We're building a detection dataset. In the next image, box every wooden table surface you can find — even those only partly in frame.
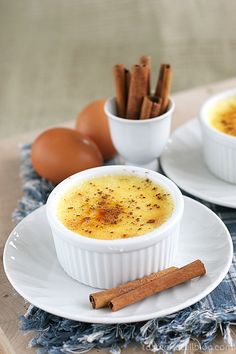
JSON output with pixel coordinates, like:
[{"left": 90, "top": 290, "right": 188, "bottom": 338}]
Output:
[{"left": 1, "top": 78, "right": 236, "bottom": 354}]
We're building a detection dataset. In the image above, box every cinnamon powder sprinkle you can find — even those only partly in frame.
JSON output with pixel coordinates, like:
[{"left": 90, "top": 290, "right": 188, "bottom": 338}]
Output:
[
  {"left": 147, "top": 219, "right": 155, "bottom": 224},
  {"left": 57, "top": 175, "right": 173, "bottom": 240}
]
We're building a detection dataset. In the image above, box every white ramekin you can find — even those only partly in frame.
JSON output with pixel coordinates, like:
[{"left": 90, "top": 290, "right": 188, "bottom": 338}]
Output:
[
  {"left": 46, "top": 165, "right": 184, "bottom": 289},
  {"left": 104, "top": 97, "right": 175, "bottom": 171},
  {"left": 199, "top": 88, "right": 236, "bottom": 184}
]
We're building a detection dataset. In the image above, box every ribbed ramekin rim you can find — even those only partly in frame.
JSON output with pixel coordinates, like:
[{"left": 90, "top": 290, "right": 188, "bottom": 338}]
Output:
[{"left": 46, "top": 165, "right": 184, "bottom": 249}]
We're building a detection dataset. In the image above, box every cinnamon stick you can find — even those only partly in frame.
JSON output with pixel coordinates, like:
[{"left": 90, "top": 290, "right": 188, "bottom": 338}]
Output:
[
  {"left": 140, "top": 55, "right": 151, "bottom": 95},
  {"left": 140, "top": 96, "right": 153, "bottom": 119},
  {"left": 160, "top": 64, "right": 172, "bottom": 114},
  {"left": 141, "top": 64, "right": 150, "bottom": 97},
  {"left": 140, "top": 96, "right": 162, "bottom": 119},
  {"left": 113, "top": 64, "right": 127, "bottom": 118},
  {"left": 150, "top": 97, "right": 162, "bottom": 118},
  {"left": 90, "top": 266, "right": 177, "bottom": 309},
  {"left": 140, "top": 55, "right": 151, "bottom": 67},
  {"left": 155, "top": 64, "right": 172, "bottom": 115},
  {"left": 125, "top": 68, "right": 131, "bottom": 99},
  {"left": 126, "top": 64, "right": 148, "bottom": 119},
  {"left": 109, "top": 260, "right": 206, "bottom": 312},
  {"left": 155, "top": 64, "right": 165, "bottom": 97}
]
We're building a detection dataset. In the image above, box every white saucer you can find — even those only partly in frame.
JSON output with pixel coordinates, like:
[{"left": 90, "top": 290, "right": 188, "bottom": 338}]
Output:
[
  {"left": 3, "top": 197, "right": 233, "bottom": 324},
  {"left": 161, "top": 119, "right": 236, "bottom": 208}
]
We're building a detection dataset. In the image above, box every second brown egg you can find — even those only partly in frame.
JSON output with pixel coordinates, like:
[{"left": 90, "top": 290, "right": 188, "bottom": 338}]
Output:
[{"left": 75, "top": 99, "right": 117, "bottom": 160}]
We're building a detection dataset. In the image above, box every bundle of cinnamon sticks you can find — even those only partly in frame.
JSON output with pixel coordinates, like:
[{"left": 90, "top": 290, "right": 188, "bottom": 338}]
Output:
[
  {"left": 113, "top": 55, "right": 172, "bottom": 120},
  {"left": 89, "top": 259, "right": 206, "bottom": 312}
]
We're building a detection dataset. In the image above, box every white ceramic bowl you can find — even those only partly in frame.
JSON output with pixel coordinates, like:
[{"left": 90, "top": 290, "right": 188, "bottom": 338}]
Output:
[
  {"left": 104, "top": 97, "right": 175, "bottom": 171},
  {"left": 46, "top": 165, "right": 184, "bottom": 289},
  {"left": 199, "top": 88, "right": 236, "bottom": 184}
]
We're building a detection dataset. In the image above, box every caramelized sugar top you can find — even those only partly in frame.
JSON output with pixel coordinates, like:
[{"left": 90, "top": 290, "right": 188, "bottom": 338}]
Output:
[
  {"left": 209, "top": 96, "right": 236, "bottom": 137},
  {"left": 57, "top": 175, "right": 174, "bottom": 240}
]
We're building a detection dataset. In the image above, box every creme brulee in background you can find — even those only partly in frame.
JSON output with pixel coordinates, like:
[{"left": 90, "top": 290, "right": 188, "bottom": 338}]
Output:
[
  {"left": 209, "top": 96, "right": 236, "bottom": 136},
  {"left": 57, "top": 175, "right": 173, "bottom": 240}
]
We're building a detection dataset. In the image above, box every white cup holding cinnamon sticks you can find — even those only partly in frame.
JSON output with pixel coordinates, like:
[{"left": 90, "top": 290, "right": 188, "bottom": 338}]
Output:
[{"left": 105, "top": 97, "right": 175, "bottom": 170}]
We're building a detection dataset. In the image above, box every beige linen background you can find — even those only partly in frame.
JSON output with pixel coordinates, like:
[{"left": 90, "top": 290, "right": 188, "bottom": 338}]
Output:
[{"left": 0, "top": 0, "right": 236, "bottom": 138}]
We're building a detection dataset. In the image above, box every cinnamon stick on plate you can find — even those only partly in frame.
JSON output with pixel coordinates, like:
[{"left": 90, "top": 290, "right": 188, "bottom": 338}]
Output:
[
  {"left": 109, "top": 260, "right": 206, "bottom": 312},
  {"left": 90, "top": 266, "right": 177, "bottom": 309},
  {"left": 113, "top": 64, "right": 127, "bottom": 118},
  {"left": 126, "top": 64, "right": 148, "bottom": 119}
]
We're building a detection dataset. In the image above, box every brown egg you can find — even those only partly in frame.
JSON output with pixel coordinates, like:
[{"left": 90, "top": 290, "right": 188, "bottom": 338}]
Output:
[
  {"left": 31, "top": 127, "right": 103, "bottom": 184},
  {"left": 75, "top": 99, "right": 116, "bottom": 160}
]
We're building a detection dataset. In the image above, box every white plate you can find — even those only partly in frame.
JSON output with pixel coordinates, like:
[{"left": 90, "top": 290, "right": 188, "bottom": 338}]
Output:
[
  {"left": 3, "top": 197, "right": 233, "bottom": 324},
  {"left": 161, "top": 119, "right": 236, "bottom": 208}
]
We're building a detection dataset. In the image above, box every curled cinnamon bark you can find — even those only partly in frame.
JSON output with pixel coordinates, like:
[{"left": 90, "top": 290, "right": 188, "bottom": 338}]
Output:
[
  {"left": 140, "top": 96, "right": 162, "bottom": 119},
  {"left": 155, "top": 63, "right": 165, "bottom": 97},
  {"left": 112, "top": 57, "right": 173, "bottom": 119},
  {"left": 140, "top": 96, "right": 153, "bottom": 119},
  {"left": 109, "top": 260, "right": 206, "bottom": 312},
  {"left": 90, "top": 266, "right": 177, "bottom": 309},
  {"left": 126, "top": 64, "right": 148, "bottom": 119},
  {"left": 150, "top": 97, "right": 162, "bottom": 117},
  {"left": 140, "top": 55, "right": 151, "bottom": 95},
  {"left": 113, "top": 64, "right": 127, "bottom": 118},
  {"left": 155, "top": 64, "right": 172, "bottom": 115},
  {"left": 125, "top": 68, "right": 131, "bottom": 100}
]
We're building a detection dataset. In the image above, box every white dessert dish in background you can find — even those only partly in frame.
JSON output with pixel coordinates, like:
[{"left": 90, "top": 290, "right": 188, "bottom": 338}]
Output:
[
  {"left": 104, "top": 98, "right": 175, "bottom": 171},
  {"left": 161, "top": 119, "right": 236, "bottom": 208},
  {"left": 199, "top": 88, "right": 236, "bottom": 184},
  {"left": 46, "top": 165, "right": 184, "bottom": 289}
]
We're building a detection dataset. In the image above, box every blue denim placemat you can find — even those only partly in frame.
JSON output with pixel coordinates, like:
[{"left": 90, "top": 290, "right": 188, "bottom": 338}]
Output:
[{"left": 12, "top": 144, "right": 236, "bottom": 354}]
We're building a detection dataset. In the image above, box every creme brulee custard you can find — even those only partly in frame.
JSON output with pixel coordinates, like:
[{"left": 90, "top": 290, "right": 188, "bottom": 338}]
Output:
[
  {"left": 209, "top": 96, "right": 236, "bottom": 136},
  {"left": 57, "top": 175, "right": 174, "bottom": 240}
]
